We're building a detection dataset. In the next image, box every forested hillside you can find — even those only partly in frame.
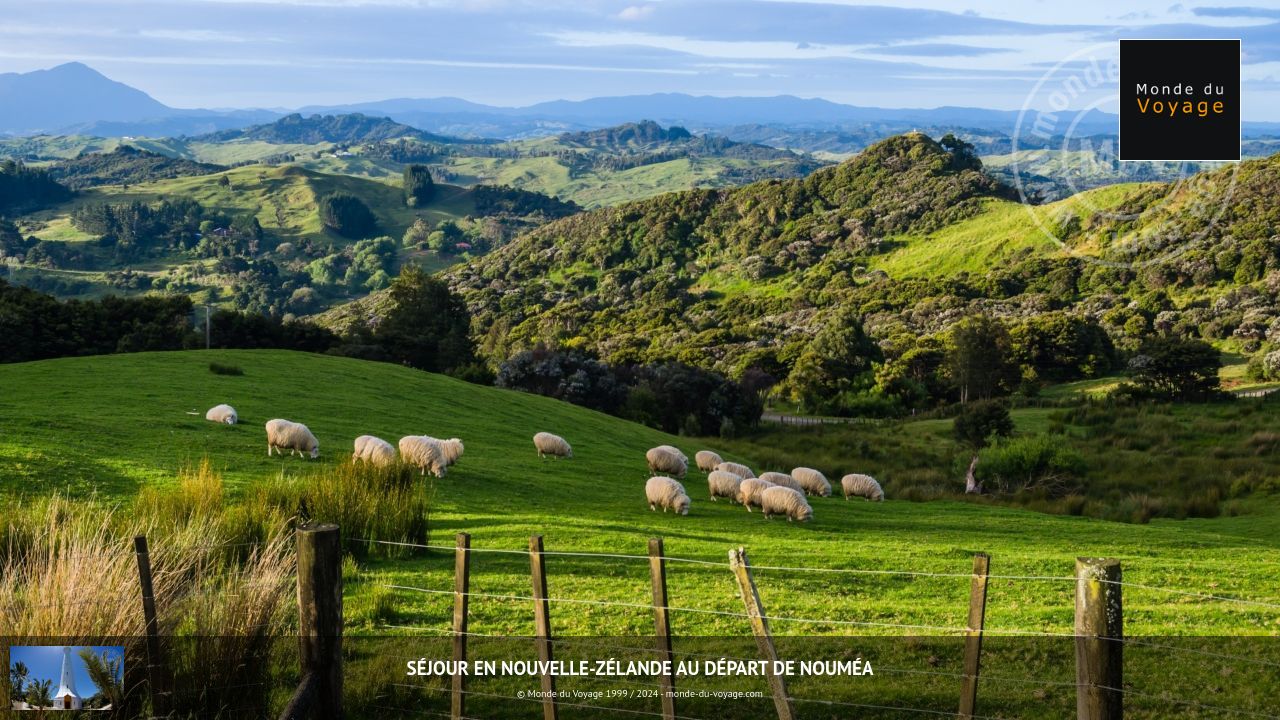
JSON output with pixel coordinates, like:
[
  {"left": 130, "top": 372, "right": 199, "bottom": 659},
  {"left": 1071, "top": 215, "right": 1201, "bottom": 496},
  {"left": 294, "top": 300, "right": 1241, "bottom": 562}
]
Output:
[
  {"left": 49, "top": 146, "right": 225, "bottom": 189},
  {"left": 447, "top": 132, "right": 1280, "bottom": 414}
]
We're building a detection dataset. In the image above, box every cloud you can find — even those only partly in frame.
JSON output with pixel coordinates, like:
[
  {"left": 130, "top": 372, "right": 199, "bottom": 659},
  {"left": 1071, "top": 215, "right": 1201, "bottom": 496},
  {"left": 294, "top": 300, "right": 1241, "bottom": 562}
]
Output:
[
  {"left": 618, "top": 5, "right": 654, "bottom": 21},
  {"left": 868, "top": 43, "right": 1015, "bottom": 57},
  {"left": 1192, "top": 6, "right": 1280, "bottom": 19}
]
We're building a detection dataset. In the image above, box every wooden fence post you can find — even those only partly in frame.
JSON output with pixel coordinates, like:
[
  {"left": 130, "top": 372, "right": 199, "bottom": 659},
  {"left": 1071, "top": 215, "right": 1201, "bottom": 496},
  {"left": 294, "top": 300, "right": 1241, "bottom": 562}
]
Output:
[
  {"left": 452, "top": 533, "right": 471, "bottom": 720},
  {"left": 529, "top": 535, "right": 558, "bottom": 720},
  {"left": 958, "top": 552, "right": 990, "bottom": 719},
  {"left": 133, "top": 535, "right": 168, "bottom": 717},
  {"left": 648, "top": 538, "right": 677, "bottom": 720},
  {"left": 728, "top": 547, "right": 795, "bottom": 720},
  {"left": 1074, "top": 558, "right": 1122, "bottom": 720},
  {"left": 297, "top": 523, "right": 343, "bottom": 720}
]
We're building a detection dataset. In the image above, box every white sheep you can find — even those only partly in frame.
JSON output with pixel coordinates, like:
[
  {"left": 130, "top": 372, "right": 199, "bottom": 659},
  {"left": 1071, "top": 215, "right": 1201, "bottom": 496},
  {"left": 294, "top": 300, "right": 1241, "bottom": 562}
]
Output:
[
  {"left": 399, "top": 435, "right": 449, "bottom": 477},
  {"left": 759, "top": 471, "right": 804, "bottom": 493},
  {"left": 265, "top": 419, "right": 319, "bottom": 459},
  {"left": 647, "top": 446, "right": 688, "bottom": 478},
  {"left": 707, "top": 470, "right": 742, "bottom": 503},
  {"left": 841, "top": 473, "right": 884, "bottom": 502},
  {"left": 645, "top": 476, "right": 691, "bottom": 515},
  {"left": 791, "top": 467, "right": 832, "bottom": 497},
  {"left": 760, "top": 486, "right": 813, "bottom": 522},
  {"left": 695, "top": 450, "right": 723, "bottom": 473},
  {"left": 716, "top": 461, "right": 756, "bottom": 479},
  {"left": 656, "top": 445, "right": 688, "bottom": 463},
  {"left": 205, "top": 404, "right": 238, "bottom": 425},
  {"left": 439, "top": 438, "right": 465, "bottom": 466},
  {"left": 353, "top": 435, "right": 396, "bottom": 467},
  {"left": 737, "top": 477, "right": 776, "bottom": 512},
  {"left": 533, "top": 432, "right": 573, "bottom": 459}
]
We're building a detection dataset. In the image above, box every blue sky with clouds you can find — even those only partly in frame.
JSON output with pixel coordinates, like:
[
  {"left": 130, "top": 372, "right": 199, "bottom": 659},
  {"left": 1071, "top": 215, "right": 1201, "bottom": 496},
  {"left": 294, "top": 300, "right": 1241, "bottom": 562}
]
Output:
[{"left": 1, "top": 1, "right": 1278, "bottom": 117}]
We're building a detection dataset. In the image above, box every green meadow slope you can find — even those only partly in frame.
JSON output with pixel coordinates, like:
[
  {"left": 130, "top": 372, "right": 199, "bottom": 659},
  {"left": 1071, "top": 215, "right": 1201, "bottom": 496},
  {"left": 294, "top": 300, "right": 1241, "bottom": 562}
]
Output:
[{"left": 1, "top": 349, "right": 1277, "bottom": 643}]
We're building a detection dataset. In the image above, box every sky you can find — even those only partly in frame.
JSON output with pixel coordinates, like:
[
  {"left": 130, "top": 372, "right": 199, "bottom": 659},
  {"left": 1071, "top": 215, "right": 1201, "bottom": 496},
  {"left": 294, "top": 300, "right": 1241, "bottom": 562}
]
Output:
[
  {"left": 9, "top": 645, "right": 124, "bottom": 701},
  {"left": 0, "top": 0, "right": 1279, "bottom": 117}
]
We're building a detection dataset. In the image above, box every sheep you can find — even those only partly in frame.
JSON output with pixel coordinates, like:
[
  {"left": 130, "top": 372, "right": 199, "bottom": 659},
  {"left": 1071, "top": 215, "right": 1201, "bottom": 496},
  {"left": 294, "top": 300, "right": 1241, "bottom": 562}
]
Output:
[
  {"left": 353, "top": 435, "right": 396, "bottom": 467},
  {"left": 759, "top": 471, "right": 804, "bottom": 493},
  {"left": 399, "top": 435, "right": 449, "bottom": 477},
  {"left": 646, "top": 446, "right": 688, "bottom": 478},
  {"left": 265, "top": 419, "right": 319, "bottom": 459},
  {"left": 205, "top": 404, "right": 238, "bottom": 425},
  {"left": 656, "top": 445, "right": 688, "bottom": 463},
  {"left": 707, "top": 470, "right": 743, "bottom": 503},
  {"left": 645, "top": 476, "right": 691, "bottom": 515},
  {"left": 439, "top": 438, "right": 465, "bottom": 466},
  {"left": 695, "top": 450, "right": 723, "bottom": 473},
  {"left": 760, "top": 486, "right": 813, "bottom": 522},
  {"left": 791, "top": 467, "right": 832, "bottom": 497},
  {"left": 737, "top": 477, "right": 776, "bottom": 512},
  {"left": 533, "top": 432, "right": 573, "bottom": 459},
  {"left": 841, "top": 473, "right": 884, "bottom": 502},
  {"left": 716, "top": 461, "right": 756, "bottom": 479}
]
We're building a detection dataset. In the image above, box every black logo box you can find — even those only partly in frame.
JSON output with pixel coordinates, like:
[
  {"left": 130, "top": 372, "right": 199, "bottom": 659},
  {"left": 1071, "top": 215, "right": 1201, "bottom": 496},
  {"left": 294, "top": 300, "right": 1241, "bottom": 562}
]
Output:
[{"left": 1119, "top": 39, "right": 1241, "bottom": 162}]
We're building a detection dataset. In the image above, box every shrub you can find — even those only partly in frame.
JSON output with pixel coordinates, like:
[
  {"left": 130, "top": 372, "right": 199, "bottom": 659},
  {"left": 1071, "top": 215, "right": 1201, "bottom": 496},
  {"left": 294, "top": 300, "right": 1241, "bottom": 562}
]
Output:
[
  {"left": 208, "top": 361, "right": 244, "bottom": 376},
  {"left": 318, "top": 191, "right": 378, "bottom": 239},
  {"left": 971, "top": 435, "right": 1087, "bottom": 496}
]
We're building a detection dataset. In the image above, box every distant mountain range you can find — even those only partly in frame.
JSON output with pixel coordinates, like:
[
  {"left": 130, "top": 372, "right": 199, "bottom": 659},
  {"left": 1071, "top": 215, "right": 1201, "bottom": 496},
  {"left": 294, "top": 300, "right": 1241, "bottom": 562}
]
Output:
[{"left": 5, "top": 62, "right": 1280, "bottom": 144}]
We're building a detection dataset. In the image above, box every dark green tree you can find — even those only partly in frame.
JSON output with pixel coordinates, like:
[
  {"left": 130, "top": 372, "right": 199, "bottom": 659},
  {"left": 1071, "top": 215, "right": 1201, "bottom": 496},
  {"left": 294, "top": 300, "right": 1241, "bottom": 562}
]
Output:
[
  {"left": 1128, "top": 336, "right": 1221, "bottom": 401},
  {"left": 77, "top": 649, "right": 123, "bottom": 710},
  {"left": 9, "top": 660, "right": 29, "bottom": 702},
  {"left": 318, "top": 192, "right": 377, "bottom": 239},
  {"left": 787, "top": 307, "right": 881, "bottom": 412},
  {"left": 944, "top": 314, "right": 1020, "bottom": 403},
  {"left": 373, "top": 265, "right": 476, "bottom": 372},
  {"left": 953, "top": 399, "right": 1014, "bottom": 493},
  {"left": 26, "top": 677, "right": 52, "bottom": 714},
  {"left": 402, "top": 164, "right": 434, "bottom": 207}
]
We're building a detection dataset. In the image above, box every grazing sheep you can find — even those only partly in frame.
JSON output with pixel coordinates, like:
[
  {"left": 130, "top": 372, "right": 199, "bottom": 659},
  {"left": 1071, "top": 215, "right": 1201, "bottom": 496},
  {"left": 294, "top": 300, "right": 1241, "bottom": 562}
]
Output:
[
  {"left": 656, "top": 445, "right": 689, "bottom": 463},
  {"left": 205, "top": 404, "right": 238, "bottom": 425},
  {"left": 645, "top": 476, "right": 691, "bottom": 515},
  {"left": 716, "top": 461, "right": 756, "bottom": 479},
  {"left": 646, "top": 446, "right": 688, "bottom": 478},
  {"left": 791, "top": 467, "right": 832, "bottom": 497},
  {"left": 439, "top": 438, "right": 465, "bottom": 466},
  {"left": 695, "top": 450, "right": 723, "bottom": 473},
  {"left": 399, "top": 435, "right": 449, "bottom": 477},
  {"left": 353, "top": 435, "right": 396, "bottom": 467},
  {"left": 841, "top": 473, "right": 884, "bottom": 502},
  {"left": 533, "top": 432, "right": 573, "bottom": 459},
  {"left": 760, "top": 486, "right": 814, "bottom": 522},
  {"left": 737, "top": 477, "right": 776, "bottom": 512},
  {"left": 265, "top": 419, "right": 319, "bottom": 459},
  {"left": 759, "top": 471, "right": 804, "bottom": 493},
  {"left": 707, "top": 470, "right": 743, "bottom": 503}
]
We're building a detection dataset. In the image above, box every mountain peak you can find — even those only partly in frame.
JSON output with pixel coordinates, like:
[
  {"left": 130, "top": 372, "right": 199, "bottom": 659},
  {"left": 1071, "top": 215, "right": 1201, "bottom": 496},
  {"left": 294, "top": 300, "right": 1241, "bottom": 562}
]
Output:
[{"left": 0, "top": 62, "right": 172, "bottom": 134}]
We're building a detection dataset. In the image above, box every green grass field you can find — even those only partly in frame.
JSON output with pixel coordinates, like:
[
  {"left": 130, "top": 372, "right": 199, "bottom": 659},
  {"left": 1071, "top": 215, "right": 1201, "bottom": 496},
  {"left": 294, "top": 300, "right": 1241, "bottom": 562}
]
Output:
[{"left": 1, "top": 349, "right": 1278, "bottom": 646}]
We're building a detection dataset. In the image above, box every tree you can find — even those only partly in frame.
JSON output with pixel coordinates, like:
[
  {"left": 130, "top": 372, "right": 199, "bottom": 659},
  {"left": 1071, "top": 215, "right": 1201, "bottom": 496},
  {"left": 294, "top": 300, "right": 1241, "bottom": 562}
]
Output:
[
  {"left": 26, "top": 677, "right": 52, "bottom": 716},
  {"left": 403, "top": 164, "right": 435, "bottom": 206},
  {"left": 1127, "top": 336, "right": 1221, "bottom": 401},
  {"left": 373, "top": 265, "right": 476, "bottom": 372},
  {"left": 78, "top": 648, "right": 123, "bottom": 710},
  {"left": 953, "top": 399, "right": 1014, "bottom": 493},
  {"left": 9, "top": 660, "right": 29, "bottom": 702},
  {"left": 944, "top": 314, "right": 1020, "bottom": 403},
  {"left": 787, "top": 307, "right": 881, "bottom": 412},
  {"left": 318, "top": 192, "right": 377, "bottom": 239}
]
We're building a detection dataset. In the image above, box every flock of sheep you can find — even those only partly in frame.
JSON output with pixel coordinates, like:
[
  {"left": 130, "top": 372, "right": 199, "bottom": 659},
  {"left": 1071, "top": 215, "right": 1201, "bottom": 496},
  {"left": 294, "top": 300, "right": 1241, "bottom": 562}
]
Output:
[
  {"left": 641, "top": 446, "right": 883, "bottom": 523},
  {"left": 203, "top": 407, "right": 882, "bottom": 524}
]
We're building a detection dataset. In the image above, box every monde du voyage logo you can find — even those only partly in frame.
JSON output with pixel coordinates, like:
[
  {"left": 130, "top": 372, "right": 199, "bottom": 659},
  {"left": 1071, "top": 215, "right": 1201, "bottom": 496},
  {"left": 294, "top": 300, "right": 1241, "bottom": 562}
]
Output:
[{"left": 1120, "top": 39, "right": 1241, "bottom": 161}]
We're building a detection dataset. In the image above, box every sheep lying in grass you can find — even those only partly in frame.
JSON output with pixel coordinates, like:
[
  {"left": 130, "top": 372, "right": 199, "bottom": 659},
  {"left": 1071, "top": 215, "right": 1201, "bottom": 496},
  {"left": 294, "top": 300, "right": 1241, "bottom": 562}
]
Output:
[
  {"left": 760, "top": 486, "right": 813, "bottom": 522},
  {"left": 647, "top": 446, "right": 688, "bottom": 478},
  {"left": 265, "top": 419, "right": 318, "bottom": 459},
  {"left": 841, "top": 474, "right": 884, "bottom": 502},
  {"left": 695, "top": 450, "right": 723, "bottom": 473},
  {"left": 759, "top": 471, "right": 804, "bottom": 493},
  {"left": 737, "top": 477, "right": 776, "bottom": 512},
  {"left": 353, "top": 435, "right": 396, "bottom": 467},
  {"left": 645, "top": 476, "right": 691, "bottom": 515},
  {"left": 533, "top": 432, "right": 573, "bottom": 459},
  {"left": 206, "top": 404, "right": 238, "bottom": 425},
  {"left": 399, "top": 435, "right": 449, "bottom": 477},
  {"left": 716, "top": 461, "right": 755, "bottom": 479},
  {"left": 707, "top": 470, "right": 743, "bottom": 503},
  {"left": 439, "top": 438, "right": 465, "bottom": 466},
  {"left": 791, "top": 467, "right": 832, "bottom": 497}
]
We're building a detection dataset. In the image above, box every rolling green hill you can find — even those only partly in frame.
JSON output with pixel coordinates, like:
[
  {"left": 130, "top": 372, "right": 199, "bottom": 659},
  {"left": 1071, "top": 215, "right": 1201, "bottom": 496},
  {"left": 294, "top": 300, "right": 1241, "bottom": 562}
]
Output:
[{"left": 0, "top": 348, "right": 1277, "bottom": 665}]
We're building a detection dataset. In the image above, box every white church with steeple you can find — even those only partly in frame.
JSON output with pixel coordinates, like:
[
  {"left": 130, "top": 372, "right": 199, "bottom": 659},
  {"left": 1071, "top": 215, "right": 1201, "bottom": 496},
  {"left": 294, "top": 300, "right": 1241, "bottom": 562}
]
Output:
[{"left": 53, "top": 646, "right": 82, "bottom": 710}]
